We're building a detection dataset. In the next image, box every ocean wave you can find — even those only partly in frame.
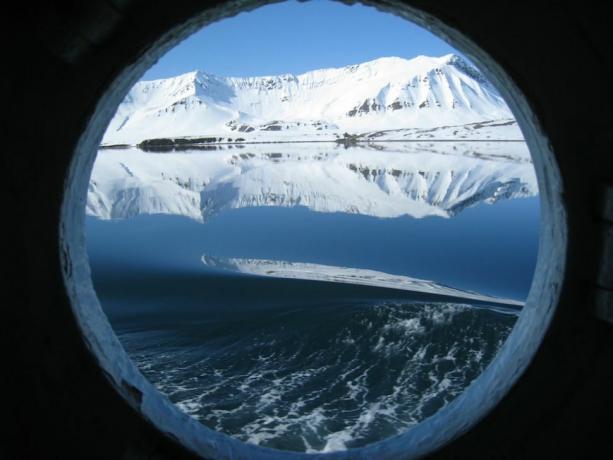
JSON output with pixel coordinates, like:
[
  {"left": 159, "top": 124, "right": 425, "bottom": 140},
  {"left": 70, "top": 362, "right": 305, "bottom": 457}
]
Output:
[{"left": 118, "top": 299, "right": 515, "bottom": 452}]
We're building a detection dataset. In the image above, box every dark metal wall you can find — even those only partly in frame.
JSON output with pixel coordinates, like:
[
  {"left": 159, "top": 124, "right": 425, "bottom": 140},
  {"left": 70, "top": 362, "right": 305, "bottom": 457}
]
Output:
[{"left": 2, "top": 1, "right": 612, "bottom": 458}]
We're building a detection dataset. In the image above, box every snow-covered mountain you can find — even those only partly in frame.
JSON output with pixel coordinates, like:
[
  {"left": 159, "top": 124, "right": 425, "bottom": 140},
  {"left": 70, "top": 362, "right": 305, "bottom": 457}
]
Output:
[
  {"left": 87, "top": 142, "right": 536, "bottom": 222},
  {"left": 103, "top": 54, "right": 515, "bottom": 145}
]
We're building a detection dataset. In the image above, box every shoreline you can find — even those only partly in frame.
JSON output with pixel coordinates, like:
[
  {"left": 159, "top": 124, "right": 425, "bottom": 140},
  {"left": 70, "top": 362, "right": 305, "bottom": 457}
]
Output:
[{"left": 100, "top": 138, "right": 526, "bottom": 151}]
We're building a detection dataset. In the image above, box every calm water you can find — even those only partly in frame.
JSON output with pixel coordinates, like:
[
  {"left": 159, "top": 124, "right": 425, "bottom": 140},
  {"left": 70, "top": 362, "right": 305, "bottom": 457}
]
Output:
[{"left": 87, "top": 142, "right": 539, "bottom": 452}]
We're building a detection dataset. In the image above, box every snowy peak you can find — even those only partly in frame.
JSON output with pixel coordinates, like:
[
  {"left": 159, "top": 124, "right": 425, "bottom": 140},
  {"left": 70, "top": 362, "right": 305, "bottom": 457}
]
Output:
[{"left": 103, "top": 55, "right": 512, "bottom": 145}]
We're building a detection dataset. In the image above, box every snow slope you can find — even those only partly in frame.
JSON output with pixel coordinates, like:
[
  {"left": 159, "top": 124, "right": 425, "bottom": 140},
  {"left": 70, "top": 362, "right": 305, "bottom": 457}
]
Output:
[
  {"left": 362, "top": 119, "right": 523, "bottom": 141},
  {"left": 102, "top": 54, "right": 515, "bottom": 144},
  {"left": 87, "top": 142, "right": 536, "bottom": 222}
]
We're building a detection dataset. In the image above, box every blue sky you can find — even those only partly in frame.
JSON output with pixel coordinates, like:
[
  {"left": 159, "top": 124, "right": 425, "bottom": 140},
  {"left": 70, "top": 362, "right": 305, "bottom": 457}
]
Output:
[{"left": 143, "top": 0, "right": 460, "bottom": 80}]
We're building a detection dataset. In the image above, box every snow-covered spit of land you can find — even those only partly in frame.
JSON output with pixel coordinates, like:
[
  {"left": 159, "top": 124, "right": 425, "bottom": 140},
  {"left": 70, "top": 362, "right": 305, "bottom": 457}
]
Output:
[
  {"left": 201, "top": 255, "right": 523, "bottom": 308},
  {"left": 87, "top": 142, "right": 536, "bottom": 222},
  {"left": 102, "top": 54, "right": 523, "bottom": 145}
]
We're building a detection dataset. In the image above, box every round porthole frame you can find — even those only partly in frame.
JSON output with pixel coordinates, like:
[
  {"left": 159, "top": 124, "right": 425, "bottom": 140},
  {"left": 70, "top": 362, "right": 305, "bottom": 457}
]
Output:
[{"left": 60, "top": 1, "right": 566, "bottom": 458}]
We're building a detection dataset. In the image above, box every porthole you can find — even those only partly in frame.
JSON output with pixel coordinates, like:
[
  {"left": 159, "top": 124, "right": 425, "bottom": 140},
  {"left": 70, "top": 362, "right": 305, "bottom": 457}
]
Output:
[{"left": 60, "top": 1, "right": 565, "bottom": 458}]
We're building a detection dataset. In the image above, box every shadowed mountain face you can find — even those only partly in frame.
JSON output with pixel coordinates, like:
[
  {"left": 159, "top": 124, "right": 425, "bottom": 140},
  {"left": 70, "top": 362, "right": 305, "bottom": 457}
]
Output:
[{"left": 87, "top": 142, "right": 536, "bottom": 222}]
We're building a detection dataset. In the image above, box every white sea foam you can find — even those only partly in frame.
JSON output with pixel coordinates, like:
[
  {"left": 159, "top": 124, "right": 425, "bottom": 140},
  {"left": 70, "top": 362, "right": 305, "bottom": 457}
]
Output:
[{"left": 121, "top": 300, "right": 516, "bottom": 452}]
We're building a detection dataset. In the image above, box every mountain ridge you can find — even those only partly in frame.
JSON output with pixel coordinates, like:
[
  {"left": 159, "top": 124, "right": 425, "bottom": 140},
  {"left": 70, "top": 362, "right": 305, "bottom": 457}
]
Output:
[{"left": 103, "top": 54, "right": 515, "bottom": 144}]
